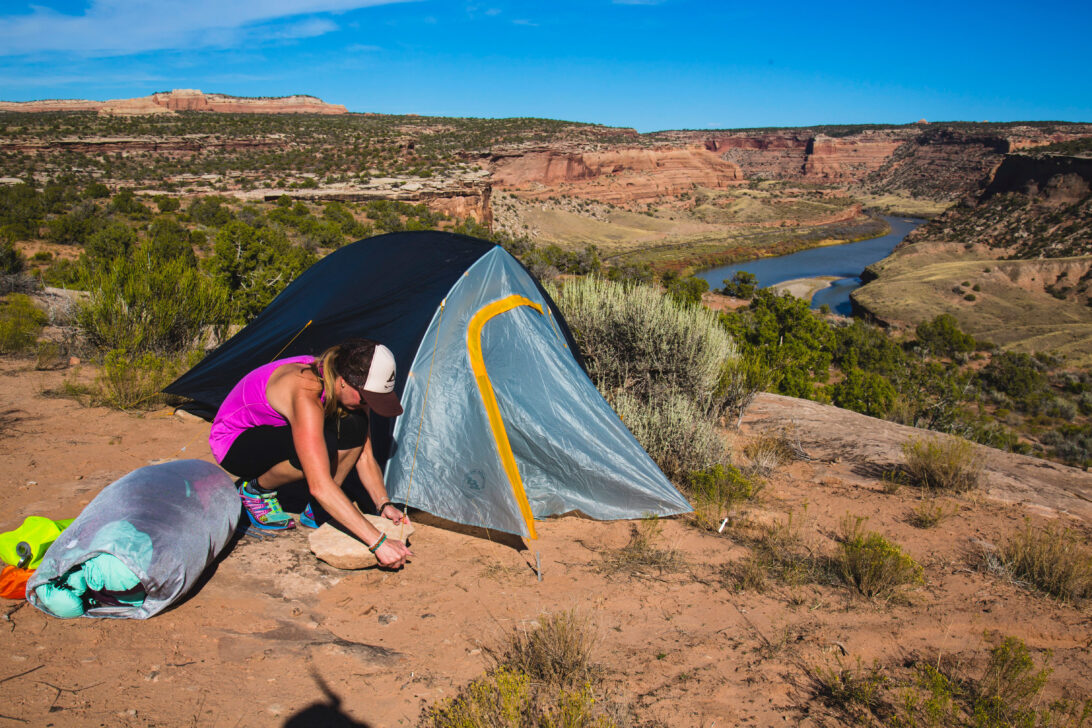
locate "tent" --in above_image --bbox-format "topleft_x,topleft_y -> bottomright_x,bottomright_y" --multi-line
165,231 -> 691,538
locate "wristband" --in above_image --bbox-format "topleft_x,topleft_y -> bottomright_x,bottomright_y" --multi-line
376,501 -> 392,515
367,533 -> 387,554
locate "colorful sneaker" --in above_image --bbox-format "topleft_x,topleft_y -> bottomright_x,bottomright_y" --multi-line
239,482 -> 295,530
299,502 -> 319,529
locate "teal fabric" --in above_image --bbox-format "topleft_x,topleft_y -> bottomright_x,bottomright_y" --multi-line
35,582 -> 84,619
83,553 -> 142,593
387,247 -> 692,538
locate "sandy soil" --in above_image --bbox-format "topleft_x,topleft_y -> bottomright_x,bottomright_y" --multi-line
1,357 -> 1091,727
768,277 -> 841,302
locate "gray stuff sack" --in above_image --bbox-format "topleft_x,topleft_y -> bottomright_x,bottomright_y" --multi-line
27,459 -> 240,619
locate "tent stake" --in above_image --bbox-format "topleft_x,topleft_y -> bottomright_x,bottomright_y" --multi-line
535,551 -> 543,582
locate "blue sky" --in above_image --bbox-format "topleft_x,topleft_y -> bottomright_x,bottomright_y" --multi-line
1,0 -> 1089,132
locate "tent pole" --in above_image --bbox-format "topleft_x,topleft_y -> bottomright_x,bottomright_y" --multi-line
535,551 -> 542,582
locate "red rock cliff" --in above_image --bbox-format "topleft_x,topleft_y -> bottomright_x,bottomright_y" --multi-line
490,146 -> 743,202
0,89 -> 347,115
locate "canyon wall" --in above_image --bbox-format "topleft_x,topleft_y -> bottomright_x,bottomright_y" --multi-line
983,153 -> 1092,201
489,146 -> 744,202
0,89 -> 347,115
149,90 -> 347,114
701,132 -> 903,182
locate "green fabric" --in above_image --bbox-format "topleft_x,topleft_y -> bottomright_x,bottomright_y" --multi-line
0,517 -> 74,569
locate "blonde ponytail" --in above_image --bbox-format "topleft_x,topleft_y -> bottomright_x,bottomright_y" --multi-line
312,345 -> 342,418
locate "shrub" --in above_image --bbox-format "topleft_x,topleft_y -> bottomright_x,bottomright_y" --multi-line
721,270 -> 757,299
84,221 -> 136,265
78,245 -> 230,354
715,352 -> 771,427
0,293 -> 47,353
901,435 -> 984,493
1,239 -> 25,274
721,288 -> 834,399
685,464 -> 758,530
915,313 -> 976,357
47,200 -> 103,245
549,276 -> 737,411
490,610 -> 598,689
187,195 -> 233,227
974,636 -> 1052,726
421,667 -> 615,728
548,277 -> 739,479
838,515 -> 923,598
154,196 -> 180,213
1041,425 -> 1092,468
610,389 -> 726,481
95,349 -> 181,410
908,498 -> 957,529
205,220 -> 315,322
830,366 -> 897,417
663,273 -> 708,308
892,636 -> 1091,728
979,351 -> 1046,401
725,508 -> 830,590
1001,520 -> 1092,602
811,656 -> 887,716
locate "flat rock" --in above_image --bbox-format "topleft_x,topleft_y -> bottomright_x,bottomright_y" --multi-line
308,514 -> 415,570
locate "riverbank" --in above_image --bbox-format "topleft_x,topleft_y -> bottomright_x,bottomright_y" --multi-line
697,216 -> 924,313
769,275 -> 841,302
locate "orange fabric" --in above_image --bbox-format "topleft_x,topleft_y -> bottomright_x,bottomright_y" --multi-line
0,565 -> 33,600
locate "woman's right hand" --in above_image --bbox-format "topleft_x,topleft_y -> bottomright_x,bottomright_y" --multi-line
373,538 -> 412,569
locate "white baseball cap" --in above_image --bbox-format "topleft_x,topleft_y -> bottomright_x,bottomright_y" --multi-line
360,344 -> 403,417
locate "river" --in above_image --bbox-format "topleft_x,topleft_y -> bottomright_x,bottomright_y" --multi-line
695,216 -> 924,315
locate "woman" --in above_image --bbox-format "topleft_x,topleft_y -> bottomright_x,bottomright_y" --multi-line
209,338 -> 412,569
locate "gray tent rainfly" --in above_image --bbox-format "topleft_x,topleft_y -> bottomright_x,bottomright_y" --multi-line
165,231 -> 691,538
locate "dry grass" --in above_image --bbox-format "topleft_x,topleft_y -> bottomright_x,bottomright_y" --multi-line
901,435 -> 985,493
1001,520 -> 1092,603
489,610 -> 599,690
421,611 -> 618,728
810,656 -> 888,718
838,515 -> 924,599
908,498 -> 958,529
742,429 -> 798,477
724,508 -> 835,591
599,517 -> 682,578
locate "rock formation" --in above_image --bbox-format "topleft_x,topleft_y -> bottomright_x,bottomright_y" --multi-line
489,145 -> 744,202
0,89 -> 347,116
149,89 -> 347,114
235,172 -> 494,224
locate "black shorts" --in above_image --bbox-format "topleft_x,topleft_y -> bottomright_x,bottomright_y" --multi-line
219,412 -> 369,480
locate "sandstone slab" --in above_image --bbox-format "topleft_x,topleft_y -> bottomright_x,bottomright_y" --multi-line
308,514 -> 415,570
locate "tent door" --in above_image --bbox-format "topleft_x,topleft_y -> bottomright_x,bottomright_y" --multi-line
467,295 -> 544,539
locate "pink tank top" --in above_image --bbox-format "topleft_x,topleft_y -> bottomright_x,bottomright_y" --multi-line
208,355 -> 316,463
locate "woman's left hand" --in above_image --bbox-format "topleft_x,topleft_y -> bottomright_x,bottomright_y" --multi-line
379,503 -> 409,525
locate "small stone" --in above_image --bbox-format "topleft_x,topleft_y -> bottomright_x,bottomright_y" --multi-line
378,614 -> 397,625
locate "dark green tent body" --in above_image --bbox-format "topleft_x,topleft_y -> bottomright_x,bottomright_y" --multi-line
166,231 -> 690,538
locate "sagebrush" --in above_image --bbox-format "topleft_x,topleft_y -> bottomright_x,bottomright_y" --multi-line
901,435 -> 984,493
1001,520 -> 1092,602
